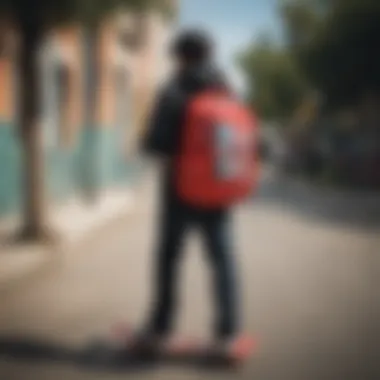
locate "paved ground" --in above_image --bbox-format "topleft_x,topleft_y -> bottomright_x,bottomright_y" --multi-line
0,168 -> 379,380
0,188 -> 134,287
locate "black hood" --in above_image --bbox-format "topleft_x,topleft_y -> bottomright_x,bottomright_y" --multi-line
176,63 -> 229,94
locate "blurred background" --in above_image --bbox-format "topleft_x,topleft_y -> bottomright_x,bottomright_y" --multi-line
0,1 -> 379,380
239,0 -> 380,190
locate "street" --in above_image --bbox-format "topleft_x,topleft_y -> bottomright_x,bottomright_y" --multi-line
0,167 -> 379,380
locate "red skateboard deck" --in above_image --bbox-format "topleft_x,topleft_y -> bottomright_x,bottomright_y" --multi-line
165,336 -> 256,366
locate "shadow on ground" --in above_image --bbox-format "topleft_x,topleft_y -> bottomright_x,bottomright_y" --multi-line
0,337 -> 153,374
256,173 -> 380,230
0,337 -> 236,374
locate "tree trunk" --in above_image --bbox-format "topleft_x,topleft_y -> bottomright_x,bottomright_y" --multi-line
82,24 -> 100,203
17,22 -> 51,242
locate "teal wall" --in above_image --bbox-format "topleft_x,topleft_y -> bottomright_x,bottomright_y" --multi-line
73,126 -> 142,197
0,122 -> 22,216
0,123 -> 142,218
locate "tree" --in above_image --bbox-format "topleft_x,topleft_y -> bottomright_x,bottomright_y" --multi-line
0,0 -> 170,241
280,0 -> 323,53
239,38 -> 309,121
282,0 -> 380,110
304,0 -> 380,109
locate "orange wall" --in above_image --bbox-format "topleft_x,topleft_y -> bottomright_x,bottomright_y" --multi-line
0,58 -> 15,122
53,26 -> 84,145
0,13 -> 172,136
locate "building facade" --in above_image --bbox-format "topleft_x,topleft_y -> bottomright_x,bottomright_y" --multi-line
0,10 -> 174,217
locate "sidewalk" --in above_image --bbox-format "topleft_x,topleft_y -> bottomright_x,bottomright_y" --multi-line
0,188 -> 135,288
0,168 -> 376,380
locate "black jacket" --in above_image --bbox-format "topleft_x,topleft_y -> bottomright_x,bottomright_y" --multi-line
143,63 -> 228,206
144,63 -> 228,157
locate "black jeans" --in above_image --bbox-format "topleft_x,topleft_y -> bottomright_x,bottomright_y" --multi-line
148,196 -> 239,339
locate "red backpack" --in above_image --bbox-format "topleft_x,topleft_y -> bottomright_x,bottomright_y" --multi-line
176,90 -> 258,208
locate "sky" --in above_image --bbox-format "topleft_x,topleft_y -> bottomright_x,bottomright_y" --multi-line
178,0 -> 282,94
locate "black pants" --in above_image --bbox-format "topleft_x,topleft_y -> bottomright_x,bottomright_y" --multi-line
148,196 -> 239,339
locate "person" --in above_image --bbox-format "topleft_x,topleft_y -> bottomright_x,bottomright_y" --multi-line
141,30 -> 240,350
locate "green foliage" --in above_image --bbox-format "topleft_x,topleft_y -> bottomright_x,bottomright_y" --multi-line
280,0 -> 324,52
241,0 -> 380,119
302,0 -> 380,109
282,0 -> 380,109
239,38 -> 309,120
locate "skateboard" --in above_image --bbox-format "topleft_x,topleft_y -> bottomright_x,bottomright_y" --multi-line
108,323 -> 256,367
